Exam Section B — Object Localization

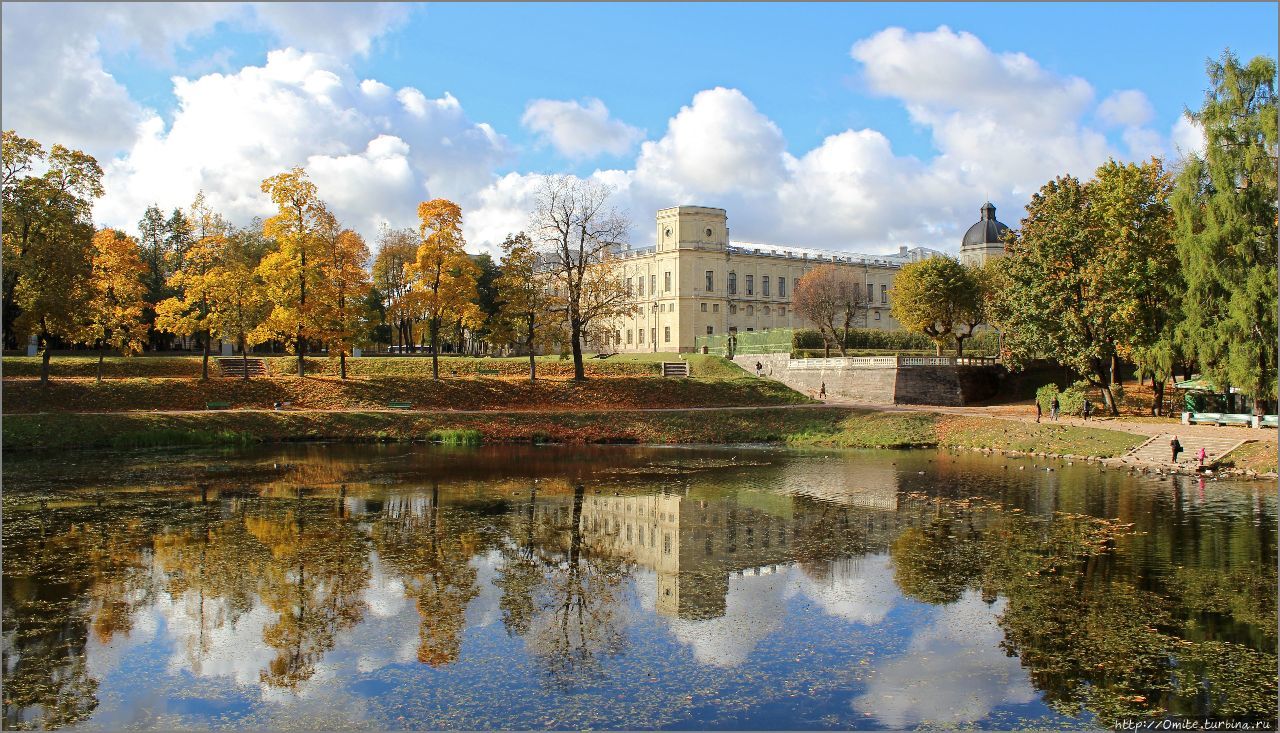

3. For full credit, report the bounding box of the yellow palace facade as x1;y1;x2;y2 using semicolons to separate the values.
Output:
607;205;952;353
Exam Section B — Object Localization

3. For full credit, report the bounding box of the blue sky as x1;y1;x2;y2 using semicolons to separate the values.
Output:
3;2;1276;254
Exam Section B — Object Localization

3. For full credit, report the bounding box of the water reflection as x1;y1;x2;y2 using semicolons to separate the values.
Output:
2;445;1275;730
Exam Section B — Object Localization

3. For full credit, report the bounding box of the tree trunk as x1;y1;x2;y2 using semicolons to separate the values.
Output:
241;334;250;381
39;335;50;386
570;316;585;381
1111;354;1123;386
1093;361;1118;416
340;351;347;380
97;349;105;384
1151;377;1164;416
527;313;537;382
201;332;210;380
430;316;440;380
955;336;966;357
296;326;305;377
935;340;942;357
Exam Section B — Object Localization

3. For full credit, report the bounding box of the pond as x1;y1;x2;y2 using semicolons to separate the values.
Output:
2;444;1276;730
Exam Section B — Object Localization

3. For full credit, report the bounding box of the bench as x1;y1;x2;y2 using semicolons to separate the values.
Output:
478;368;500;376
388;401;412;410
1187;412;1224;425
205;401;230;410
1261;415;1278;428
1219;414;1253;427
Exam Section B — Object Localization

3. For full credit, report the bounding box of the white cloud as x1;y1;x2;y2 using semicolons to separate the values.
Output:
522;98;644;159
94;48;510;251
1;2;410;161
664;568;790;668
794;554;900;625
1097;89;1155;128
1170;113;1207;159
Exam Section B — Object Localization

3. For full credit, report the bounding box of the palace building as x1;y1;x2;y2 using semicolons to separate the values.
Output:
607;204;1008;353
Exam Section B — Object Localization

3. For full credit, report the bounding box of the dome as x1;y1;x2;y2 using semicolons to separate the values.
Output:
961;202;1010;247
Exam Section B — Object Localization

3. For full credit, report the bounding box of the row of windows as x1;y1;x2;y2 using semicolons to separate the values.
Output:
626;270;887;304
616;327;672;345
707;271;787;298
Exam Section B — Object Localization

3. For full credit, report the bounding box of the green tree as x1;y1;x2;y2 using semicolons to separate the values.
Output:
155;194;228;380
493;232;563;381
136;204;172;349
888;256;974;356
1173;51;1278;415
471;252;501;354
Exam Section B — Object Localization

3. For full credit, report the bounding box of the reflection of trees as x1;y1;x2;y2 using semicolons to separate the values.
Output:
501;483;631;690
2;506;159;730
371;482;482;667
494;484;542;638
245;492;371;689
889;512;983;605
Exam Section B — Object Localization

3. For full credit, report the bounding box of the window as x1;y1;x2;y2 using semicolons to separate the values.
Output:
705;270;714;291
730;304;738;315
639;328;645;344
747;305;754;316
626;329;633;344
713;304;720;313
615;330;621;345
728;272;737;295
650;328;656;344
659;303;664;313
664;326;671;343
762;276;770;297
705;227;712;237
746;327;754;332
746;275;754;295
881;284;888;304
763;306;770;315
663;533;671;554
638;277;645;297
650;274;656;295
867;283;874;303
706;325;713;335
779;306;785;317
875;311;881;320
664;272;672;292
778;277;786;297
700;303;707;312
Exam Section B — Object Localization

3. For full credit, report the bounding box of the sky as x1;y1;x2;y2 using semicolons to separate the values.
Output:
2;2;1276;257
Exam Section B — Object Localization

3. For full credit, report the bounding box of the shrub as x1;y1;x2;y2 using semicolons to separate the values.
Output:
1059;380;1089;416
1036;383;1060;413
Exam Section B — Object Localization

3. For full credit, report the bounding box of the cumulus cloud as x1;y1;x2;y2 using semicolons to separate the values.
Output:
94;48;510;250
664;569;790;668
1097;89;1155;128
794;554;900;625
1;2;411;161
522;98;644;159
1170;113;1207;159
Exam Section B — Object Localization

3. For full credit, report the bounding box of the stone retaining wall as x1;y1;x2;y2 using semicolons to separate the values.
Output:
732;353;1001;406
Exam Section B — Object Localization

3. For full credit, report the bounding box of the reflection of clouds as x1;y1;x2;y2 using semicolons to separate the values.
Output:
85;590;158;681
154;591;277;686
852;591;1037;727
466;550;503;629
665;570;789;668
363;553;408;619
795;554;899;625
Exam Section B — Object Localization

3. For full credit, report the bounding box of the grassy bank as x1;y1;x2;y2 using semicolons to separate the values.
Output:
1217;441;1279;475
3;372;806;414
2;353;744;380
3;406;1146;458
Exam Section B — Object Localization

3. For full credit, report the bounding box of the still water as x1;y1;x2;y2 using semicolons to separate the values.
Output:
3;444;1276;730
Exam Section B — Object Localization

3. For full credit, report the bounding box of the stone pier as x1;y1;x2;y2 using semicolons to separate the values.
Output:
732;353;1002;407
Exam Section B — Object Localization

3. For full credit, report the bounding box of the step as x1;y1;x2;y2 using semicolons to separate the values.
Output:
1122;432;1249;466
216;357;267;377
661;362;690;378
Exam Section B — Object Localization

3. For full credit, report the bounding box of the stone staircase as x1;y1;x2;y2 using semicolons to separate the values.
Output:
661;361;690;378
1121;432;1249;468
217;357;267;378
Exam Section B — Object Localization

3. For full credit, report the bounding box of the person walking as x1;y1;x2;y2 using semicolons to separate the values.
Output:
755;361;763;377
819;382;827;399
1198;446;1207;468
1170;436;1183;463
1035;400;1042;423
1082;399;1092;421
1050;396;1060;422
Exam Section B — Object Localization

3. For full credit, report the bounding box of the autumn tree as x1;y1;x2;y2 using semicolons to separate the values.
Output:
792;264;867;357
529;176;633;380
82;229;148;382
995;160;1176;415
3;131;103;383
372;225;420;351
155;193;228;380
258;168;329;377
1173;51;1278;415
207;226;272;379
317;227;372;379
889;256;978;356
406;199;481;380
493;232;562;381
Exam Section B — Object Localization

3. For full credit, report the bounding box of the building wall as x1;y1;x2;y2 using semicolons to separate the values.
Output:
609;206;904;353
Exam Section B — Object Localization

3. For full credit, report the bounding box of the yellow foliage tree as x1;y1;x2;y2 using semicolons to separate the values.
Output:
208;232;271;380
406;199;481;380
492;232;564;381
155;195;226;380
258;168;328;377
83;229;148;383
317;228;372;379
